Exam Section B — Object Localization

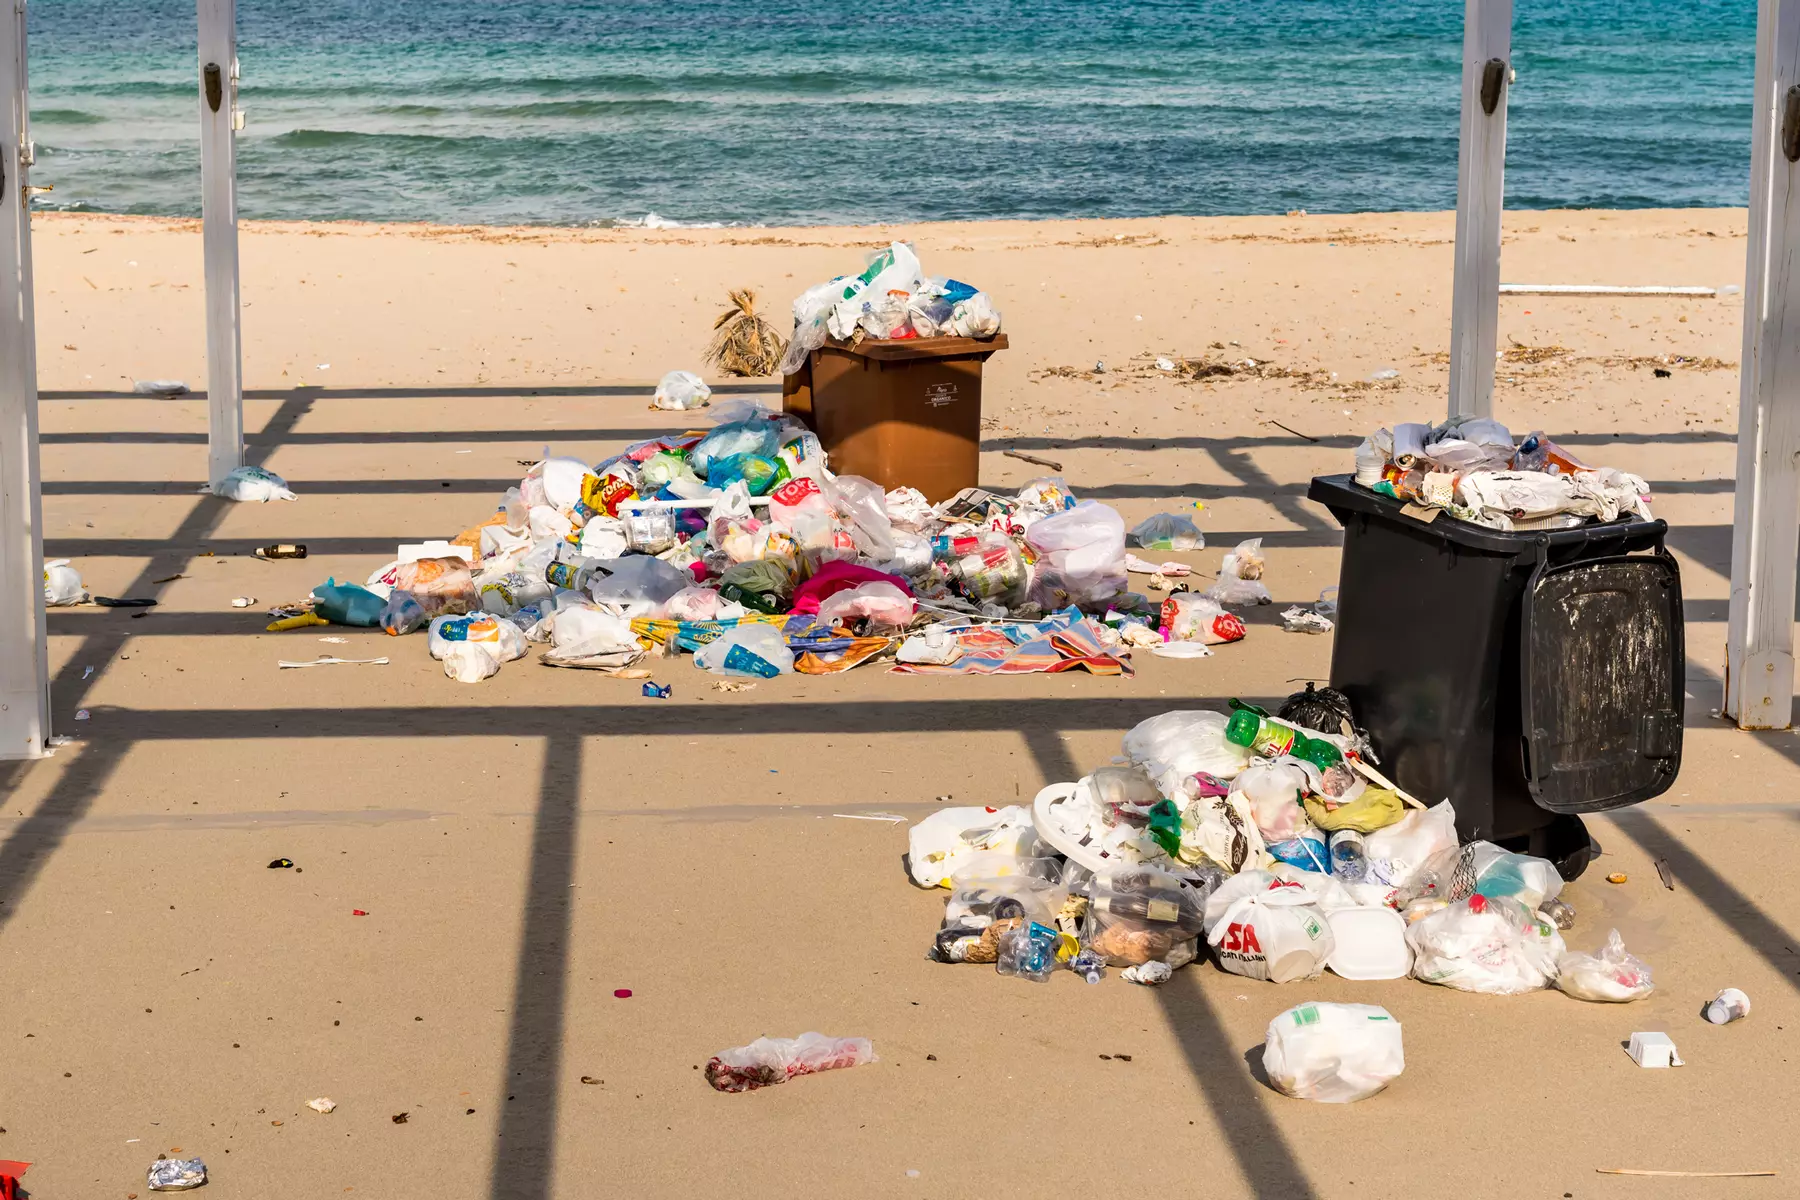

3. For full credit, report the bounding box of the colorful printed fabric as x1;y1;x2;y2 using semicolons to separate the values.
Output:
630;613;893;675
890;608;1132;677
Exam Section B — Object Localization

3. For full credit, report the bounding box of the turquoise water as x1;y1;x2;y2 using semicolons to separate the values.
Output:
24;0;1757;227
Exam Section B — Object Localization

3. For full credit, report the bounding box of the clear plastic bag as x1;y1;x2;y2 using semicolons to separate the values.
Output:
1205;537;1272;605
1555;929;1654;1002
1027;501;1127;609
816;582;914;628
1262;1002;1404;1103
1086;865;1210;966
1121;710;1254;795
394;556;480;618
1361;801;1458;888
689;419;781;476
1161;592;1246;644
1402;840;1564;911
907;805;1042;887
651;369;711;411
1130;512;1203;551
694;623;795;678
705;1033;877;1092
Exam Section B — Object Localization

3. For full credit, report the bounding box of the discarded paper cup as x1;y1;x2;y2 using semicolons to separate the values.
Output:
1703;987;1750;1025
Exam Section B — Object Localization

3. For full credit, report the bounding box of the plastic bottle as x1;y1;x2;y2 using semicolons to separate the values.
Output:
1704;987;1751;1024
1225;704;1344;770
1329;830;1369;883
995;921;1060;982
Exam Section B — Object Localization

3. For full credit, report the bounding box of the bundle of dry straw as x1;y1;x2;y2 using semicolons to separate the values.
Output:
705;289;788;377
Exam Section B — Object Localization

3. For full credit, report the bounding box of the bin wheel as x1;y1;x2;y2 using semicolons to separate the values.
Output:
1544;814;1595;883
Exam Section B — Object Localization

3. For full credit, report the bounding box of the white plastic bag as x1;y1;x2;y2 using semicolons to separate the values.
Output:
1130;512;1203;551
1235;761;1317;843
1027;501;1127;609
1362;801;1457;888
1121;710;1254;795
1407;894;1565;994
949;292;1002;338
695;623;794;678
428;612;527;665
664;586;726;623
1204;871;1336;983
209;465;298;503
1555;929;1654;1002
543;605;640;666
43;559;86;606
908;805;1043;887
829;475;897;561
652;369;712;411
529;456;594;510
1204;537;1271;604
1263;1002;1404;1103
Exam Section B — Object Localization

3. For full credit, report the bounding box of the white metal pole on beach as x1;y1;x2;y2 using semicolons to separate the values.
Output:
0;0;51;759
198;0;244;484
1725;0;1800;729
1446;0;1512;420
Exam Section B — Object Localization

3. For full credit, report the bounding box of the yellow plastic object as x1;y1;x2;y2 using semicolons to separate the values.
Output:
1606;872;1628;885
266;611;329;632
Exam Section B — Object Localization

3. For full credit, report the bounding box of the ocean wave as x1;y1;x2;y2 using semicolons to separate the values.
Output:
265;127;494;150
31;108;106;125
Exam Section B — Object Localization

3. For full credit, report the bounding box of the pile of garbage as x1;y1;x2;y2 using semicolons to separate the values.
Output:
1355;417;1652;531
777;241;1003;377
271;401;1264;682
909;687;1654;1009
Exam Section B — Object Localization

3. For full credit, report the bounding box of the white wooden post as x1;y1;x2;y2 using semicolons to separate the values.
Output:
0;0;50;759
1447;0;1513;420
1726;0;1800;730
198;0;243;484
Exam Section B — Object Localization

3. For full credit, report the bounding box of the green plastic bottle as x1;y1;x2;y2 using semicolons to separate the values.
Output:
1225;700;1343;771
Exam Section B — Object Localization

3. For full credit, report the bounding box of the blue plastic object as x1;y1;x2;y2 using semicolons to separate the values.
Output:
311;578;385;627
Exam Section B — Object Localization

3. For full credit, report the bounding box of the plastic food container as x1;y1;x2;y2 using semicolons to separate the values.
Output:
1325;906;1413;980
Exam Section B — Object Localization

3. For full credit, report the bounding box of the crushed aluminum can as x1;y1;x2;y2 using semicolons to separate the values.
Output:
148;1157;208;1190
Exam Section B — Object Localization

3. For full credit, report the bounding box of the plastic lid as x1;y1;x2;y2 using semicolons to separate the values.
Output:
1326;906;1412;980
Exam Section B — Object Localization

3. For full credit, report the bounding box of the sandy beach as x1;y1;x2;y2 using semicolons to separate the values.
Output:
3;207;1793;1199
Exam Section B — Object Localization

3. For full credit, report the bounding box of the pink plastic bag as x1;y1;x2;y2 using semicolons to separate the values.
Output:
790;561;912;615
704;1032;877;1093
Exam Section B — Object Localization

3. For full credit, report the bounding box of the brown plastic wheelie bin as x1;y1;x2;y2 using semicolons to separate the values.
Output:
782;334;1008;502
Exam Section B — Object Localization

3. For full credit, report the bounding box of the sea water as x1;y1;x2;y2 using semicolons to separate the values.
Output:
24;0;1756;227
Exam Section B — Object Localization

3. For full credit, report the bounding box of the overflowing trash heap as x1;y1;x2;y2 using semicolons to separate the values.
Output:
909;689;1654;1097
300;432;1282;682
1355;416;1653;531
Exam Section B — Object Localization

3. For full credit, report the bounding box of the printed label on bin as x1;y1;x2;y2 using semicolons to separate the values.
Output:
924;383;959;407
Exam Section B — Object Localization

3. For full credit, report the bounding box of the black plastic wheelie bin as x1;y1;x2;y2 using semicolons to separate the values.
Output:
1307;474;1684;881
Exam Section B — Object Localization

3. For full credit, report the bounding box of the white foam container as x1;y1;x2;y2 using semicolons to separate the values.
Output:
1325;906;1412;980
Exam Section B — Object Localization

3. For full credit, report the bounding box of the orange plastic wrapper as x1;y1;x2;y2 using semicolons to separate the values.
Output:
393;556;479;617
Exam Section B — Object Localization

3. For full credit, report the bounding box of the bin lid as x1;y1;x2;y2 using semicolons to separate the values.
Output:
1521;553;1683;813
821;334;1009;363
